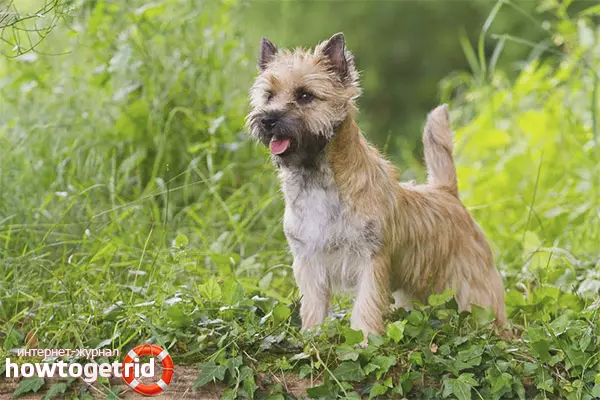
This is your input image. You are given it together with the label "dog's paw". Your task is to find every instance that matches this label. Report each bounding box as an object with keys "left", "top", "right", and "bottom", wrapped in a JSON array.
[{"left": 358, "top": 337, "right": 369, "bottom": 349}]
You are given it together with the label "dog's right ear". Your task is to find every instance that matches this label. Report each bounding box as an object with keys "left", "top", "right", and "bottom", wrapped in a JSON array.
[{"left": 259, "top": 38, "right": 278, "bottom": 71}]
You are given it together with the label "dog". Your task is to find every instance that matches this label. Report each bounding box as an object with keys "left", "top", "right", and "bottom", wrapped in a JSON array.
[{"left": 246, "top": 32, "right": 507, "bottom": 341}]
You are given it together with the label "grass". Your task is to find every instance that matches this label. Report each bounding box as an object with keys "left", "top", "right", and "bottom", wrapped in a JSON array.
[{"left": 1, "top": 0, "right": 600, "bottom": 399}]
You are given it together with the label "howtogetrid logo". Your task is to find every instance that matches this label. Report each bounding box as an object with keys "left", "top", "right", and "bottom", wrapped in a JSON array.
[
  {"left": 6, "top": 344, "right": 174, "bottom": 397},
  {"left": 122, "top": 344, "right": 174, "bottom": 396}
]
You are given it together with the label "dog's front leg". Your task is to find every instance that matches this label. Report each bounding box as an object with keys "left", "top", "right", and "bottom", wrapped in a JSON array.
[
  {"left": 293, "top": 258, "right": 330, "bottom": 330},
  {"left": 350, "top": 253, "right": 390, "bottom": 341}
]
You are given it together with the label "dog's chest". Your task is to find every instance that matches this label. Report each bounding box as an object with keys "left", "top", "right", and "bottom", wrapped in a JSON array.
[
  {"left": 280, "top": 167, "right": 376, "bottom": 287},
  {"left": 283, "top": 181, "right": 347, "bottom": 253}
]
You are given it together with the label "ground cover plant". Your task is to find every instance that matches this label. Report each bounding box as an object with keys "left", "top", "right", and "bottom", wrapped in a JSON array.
[{"left": 0, "top": 0, "right": 599, "bottom": 398}]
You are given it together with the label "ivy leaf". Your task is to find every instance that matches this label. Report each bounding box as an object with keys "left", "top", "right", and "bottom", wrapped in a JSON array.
[
  {"left": 299, "top": 364, "right": 312, "bottom": 379},
  {"left": 410, "top": 351, "right": 423, "bottom": 366},
  {"left": 199, "top": 277, "right": 222, "bottom": 301},
  {"left": 307, "top": 383, "right": 335, "bottom": 398},
  {"left": 470, "top": 304, "right": 495, "bottom": 325},
  {"left": 343, "top": 327, "right": 364, "bottom": 346},
  {"left": 14, "top": 377, "right": 44, "bottom": 398},
  {"left": 366, "top": 333, "right": 384, "bottom": 348},
  {"left": 194, "top": 362, "right": 227, "bottom": 388},
  {"left": 43, "top": 383, "right": 68, "bottom": 400},
  {"left": 221, "top": 389, "right": 236, "bottom": 400},
  {"left": 338, "top": 351, "right": 359, "bottom": 362},
  {"left": 369, "top": 382, "right": 389, "bottom": 399},
  {"left": 371, "top": 355, "right": 397, "bottom": 379},
  {"left": 333, "top": 361, "right": 365, "bottom": 382},
  {"left": 364, "top": 363, "right": 379, "bottom": 375},
  {"left": 490, "top": 372, "right": 513, "bottom": 395},
  {"left": 428, "top": 288, "right": 455, "bottom": 306},
  {"left": 385, "top": 320, "right": 406, "bottom": 343},
  {"left": 455, "top": 346, "right": 483, "bottom": 371},
  {"left": 174, "top": 233, "right": 189, "bottom": 248},
  {"left": 240, "top": 367, "right": 257, "bottom": 394},
  {"left": 273, "top": 303, "right": 291, "bottom": 324},
  {"left": 443, "top": 374, "right": 477, "bottom": 400},
  {"left": 222, "top": 279, "right": 245, "bottom": 304}
]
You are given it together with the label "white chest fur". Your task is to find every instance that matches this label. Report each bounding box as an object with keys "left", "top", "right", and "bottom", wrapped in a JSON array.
[{"left": 279, "top": 165, "right": 377, "bottom": 291}]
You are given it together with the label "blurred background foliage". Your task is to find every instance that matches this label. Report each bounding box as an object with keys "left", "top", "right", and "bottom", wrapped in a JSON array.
[{"left": 240, "top": 0, "right": 546, "bottom": 161}]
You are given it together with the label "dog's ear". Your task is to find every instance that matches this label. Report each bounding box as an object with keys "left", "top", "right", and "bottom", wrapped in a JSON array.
[
  {"left": 259, "top": 38, "right": 278, "bottom": 71},
  {"left": 321, "top": 32, "right": 348, "bottom": 78}
]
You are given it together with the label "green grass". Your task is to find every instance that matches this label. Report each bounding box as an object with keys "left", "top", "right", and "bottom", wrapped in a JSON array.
[{"left": 1, "top": 0, "right": 600, "bottom": 399}]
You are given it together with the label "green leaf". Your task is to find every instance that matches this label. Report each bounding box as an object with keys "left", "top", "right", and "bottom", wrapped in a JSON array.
[
  {"left": 342, "top": 327, "right": 364, "bottom": 346},
  {"left": 455, "top": 346, "right": 483, "bottom": 371},
  {"left": 273, "top": 303, "right": 291, "bottom": 324},
  {"left": 307, "top": 383, "right": 335, "bottom": 398},
  {"left": 369, "top": 382, "right": 389, "bottom": 399},
  {"left": 221, "top": 388, "right": 236, "bottom": 400},
  {"left": 581, "top": 4, "right": 600, "bottom": 16},
  {"left": 491, "top": 372, "right": 513, "bottom": 394},
  {"left": 409, "top": 351, "right": 423, "bottom": 366},
  {"left": 221, "top": 279, "right": 244, "bottom": 304},
  {"left": 338, "top": 351, "right": 359, "bottom": 362},
  {"left": 443, "top": 374, "right": 478, "bottom": 400},
  {"left": 166, "top": 303, "right": 192, "bottom": 327},
  {"left": 371, "top": 355, "right": 397, "bottom": 379},
  {"left": 174, "top": 233, "right": 189, "bottom": 248},
  {"left": 366, "top": 333, "right": 384, "bottom": 348},
  {"left": 199, "top": 277, "right": 222, "bottom": 301},
  {"left": 452, "top": 380, "right": 473, "bottom": 400},
  {"left": 428, "top": 288, "right": 455, "bottom": 306},
  {"left": 240, "top": 366, "right": 258, "bottom": 398},
  {"left": 194, "top": 362, "right": 227, "bottom": 388},
  {"left": 332, "top": 361, "right": 365, "bottom": 382},
  {"left": 385, "top": 320, "right": 406, "bottom": 343},
  {"left": 364, "top": 363, "right": 379, "bottom": 375},
  {"left": 299, "top": 364, "right": 312, "bottom": 379},
  {"left": 14, "top": 377, "right": 44, "bottom": 398},
  {"left": 470, "top": 304, "right": 495, "bottom": 325},
  {"left": 43, "top": 383, "right": 68, "bottom": 400}
]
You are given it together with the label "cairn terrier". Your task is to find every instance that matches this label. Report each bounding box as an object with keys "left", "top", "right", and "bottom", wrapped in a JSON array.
[{"left": 246, "top": 33, "right": 507, "bottom": 340}]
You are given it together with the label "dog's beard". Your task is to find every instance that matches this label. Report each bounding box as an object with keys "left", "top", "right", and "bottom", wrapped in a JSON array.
[{"left": 249, "top": 112, "right": 333, "bottom": 169}]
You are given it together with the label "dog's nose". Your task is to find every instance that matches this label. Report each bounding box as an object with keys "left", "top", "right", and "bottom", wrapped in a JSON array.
[{"left": 261, "top": 116, "right": 278, "bottom": 130}]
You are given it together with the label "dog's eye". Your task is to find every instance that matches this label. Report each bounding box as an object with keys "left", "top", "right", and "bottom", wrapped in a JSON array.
[
  {"left": 265, "top": 91, "right": 274, "bottom": 102},
  {"left": 296, "top": 90, "right": 315, "bottom": 105}
]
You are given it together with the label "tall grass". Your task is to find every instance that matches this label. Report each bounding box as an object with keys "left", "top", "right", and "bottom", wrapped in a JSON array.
[{"left": 0, "top": 0, "right": 291, "bottom": 355}]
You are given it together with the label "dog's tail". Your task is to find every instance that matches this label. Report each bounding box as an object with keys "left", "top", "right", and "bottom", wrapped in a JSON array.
[{"left": 423, "top": 104, "right": 458, "bottom": 196}]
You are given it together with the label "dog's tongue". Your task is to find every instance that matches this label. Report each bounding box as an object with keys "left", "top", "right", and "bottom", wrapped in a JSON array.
[{"left": 269, "top": 137, "right": 291, "bottom": 155}]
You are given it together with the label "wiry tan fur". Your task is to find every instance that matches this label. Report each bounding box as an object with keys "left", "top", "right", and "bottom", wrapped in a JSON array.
[{"left": 246, "top": 33, "right": 507, "bottom": 341}]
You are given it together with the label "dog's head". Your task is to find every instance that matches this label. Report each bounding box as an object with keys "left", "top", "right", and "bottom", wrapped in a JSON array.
[{"left": 246, "top": 33, "right": 361, "bottom": 168}]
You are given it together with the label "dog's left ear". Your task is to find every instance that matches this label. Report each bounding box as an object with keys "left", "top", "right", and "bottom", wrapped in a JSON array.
[
  {"left": 259, "top": 38, "right": 278, "bottom": 71},
  {"left": 322, "top": 33, "right": 348, "bottom": 78}
]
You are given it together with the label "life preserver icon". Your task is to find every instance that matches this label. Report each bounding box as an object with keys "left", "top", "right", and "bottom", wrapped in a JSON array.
[{"left": 122, "top": 344, "right": 174, "bottom": 396}]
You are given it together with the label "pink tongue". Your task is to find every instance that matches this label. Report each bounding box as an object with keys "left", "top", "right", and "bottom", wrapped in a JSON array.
[{"left": 269, "top": 138, "right": 291, "bottom": 155}]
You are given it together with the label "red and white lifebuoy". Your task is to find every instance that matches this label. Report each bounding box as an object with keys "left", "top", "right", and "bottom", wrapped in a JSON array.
[{"left": 122, "top": 344, "right": 174, "bottom": 396}]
